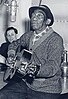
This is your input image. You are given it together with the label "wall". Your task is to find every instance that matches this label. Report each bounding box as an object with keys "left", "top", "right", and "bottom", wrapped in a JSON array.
[
  {"left": 0, "top": 4, "right": 7, "bottom": 44},
  {"left": 0, "top": 0, "right": 32, "bottom": 45},
  {"left": 8, "top": 0, "right": 32, "bottom": 38}
]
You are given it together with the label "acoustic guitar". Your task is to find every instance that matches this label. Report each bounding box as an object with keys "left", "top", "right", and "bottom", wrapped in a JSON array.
[{"left": 3, "top": 49, "right": 32, "bottom": 81}]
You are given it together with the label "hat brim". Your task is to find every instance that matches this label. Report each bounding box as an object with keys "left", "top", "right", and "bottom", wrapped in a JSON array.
[{"left": 29, "top": 5, "right": 54, "bottom": 26}]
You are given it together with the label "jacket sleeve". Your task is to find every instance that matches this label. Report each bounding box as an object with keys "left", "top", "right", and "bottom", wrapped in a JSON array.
[{"left": 37, "top": 35, "right": 64, "bottom": 78}]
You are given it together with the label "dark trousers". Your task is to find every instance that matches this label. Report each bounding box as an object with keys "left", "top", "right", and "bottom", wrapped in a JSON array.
[
  {"left": 0, "top": 80, "right": 27, "bottom": 99},
  {"left": 0, "top": 75, "right": 61, "bottom": 99},
  {"left": 26, "top": 86, "right": 60, "bottom": 99},
  {"left": 59, "top": 93, "right": 68, "bottom": 99}
]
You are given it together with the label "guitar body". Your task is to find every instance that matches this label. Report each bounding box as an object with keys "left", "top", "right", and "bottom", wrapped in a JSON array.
[
  {"left": 3, "top": 49, "right": 32, "bottom": 81},
  {"left": 3, "top": 67, "right": 16, "bottom": 81}
]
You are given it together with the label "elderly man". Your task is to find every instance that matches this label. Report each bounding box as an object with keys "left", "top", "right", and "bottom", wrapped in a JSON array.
[{"left": 0, "top": 5, "right": 64, "bottom": 99}]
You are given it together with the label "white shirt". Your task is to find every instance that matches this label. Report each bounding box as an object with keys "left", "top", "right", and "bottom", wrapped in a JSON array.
[{"left": 32, "top": 27, "right": 49, "bottom": 45}]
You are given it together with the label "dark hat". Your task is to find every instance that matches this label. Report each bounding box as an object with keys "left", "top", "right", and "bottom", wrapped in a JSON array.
[
  {"left": 29, "top": 5, "right": 54, "bottom": 26},
  {"left": 6, "top": 27, "right": 18, "bottom": 34}
]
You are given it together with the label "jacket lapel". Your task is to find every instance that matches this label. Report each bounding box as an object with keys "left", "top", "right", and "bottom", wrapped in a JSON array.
[{"left": 29, "top": 27, "right": 54, "bottom": 52}]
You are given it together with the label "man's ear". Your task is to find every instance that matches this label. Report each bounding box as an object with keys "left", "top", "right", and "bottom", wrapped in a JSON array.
[{"left": 46, "top": 19, "right": 51, "bottom": 25}]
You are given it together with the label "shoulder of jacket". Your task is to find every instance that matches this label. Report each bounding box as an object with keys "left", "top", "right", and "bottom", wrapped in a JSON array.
[{"left": 51, "top": 31, "right": 63, "bottom": 41}]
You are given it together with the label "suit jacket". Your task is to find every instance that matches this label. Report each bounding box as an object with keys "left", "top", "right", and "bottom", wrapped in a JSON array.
[
  {"left": 8, "top": 27, "right": 64, "bottom": 93},
  {"left": 0, "top": 42, "right": 10, "bottom": 58}
]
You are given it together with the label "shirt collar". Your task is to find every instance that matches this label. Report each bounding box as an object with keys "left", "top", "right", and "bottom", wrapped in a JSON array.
[{"left": 34, "top": 26, "right": 52, "bottom": 37}]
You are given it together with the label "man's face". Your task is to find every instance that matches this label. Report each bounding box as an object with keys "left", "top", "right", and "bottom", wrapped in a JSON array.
[
  {"left": 30, "top": 9, "right": 46, "bottom": 30},
  {"left": 6, "top": 29, "right": 17, "bottom": 43}
]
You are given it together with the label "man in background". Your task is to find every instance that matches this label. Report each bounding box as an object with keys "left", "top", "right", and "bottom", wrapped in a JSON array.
[{"left": 0, "top": 27, "right": 18, "bottom": 71}]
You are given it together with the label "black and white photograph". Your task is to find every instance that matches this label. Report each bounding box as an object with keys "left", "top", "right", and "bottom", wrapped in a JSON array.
[{"left": 0, "top": 0, "right": 68, "bottom": 99}]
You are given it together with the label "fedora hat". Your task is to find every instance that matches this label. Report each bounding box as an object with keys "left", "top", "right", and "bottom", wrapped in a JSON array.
[{"left": 29, "top": 5, "right": 54, "bottom": 26}]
